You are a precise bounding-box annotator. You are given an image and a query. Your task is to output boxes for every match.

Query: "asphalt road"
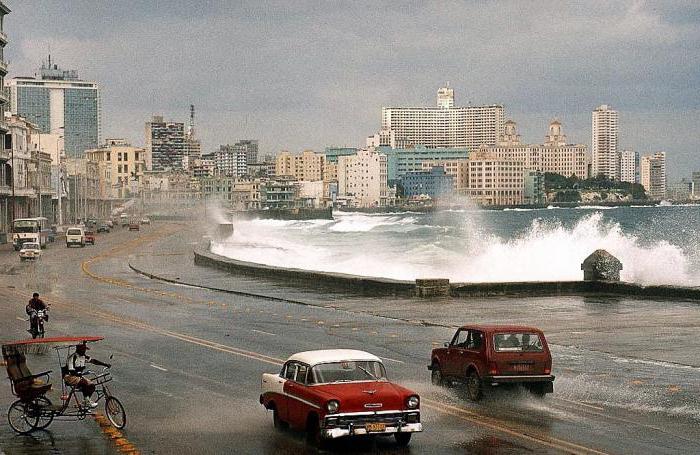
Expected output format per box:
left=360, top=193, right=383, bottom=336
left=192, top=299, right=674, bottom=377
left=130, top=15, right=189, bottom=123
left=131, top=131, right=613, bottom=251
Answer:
left=0, top=221, right=699, bottom=455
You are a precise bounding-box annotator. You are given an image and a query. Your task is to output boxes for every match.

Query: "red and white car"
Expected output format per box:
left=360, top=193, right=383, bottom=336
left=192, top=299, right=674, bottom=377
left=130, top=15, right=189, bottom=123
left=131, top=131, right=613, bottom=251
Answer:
left=260, top=349, right=422, bottom=447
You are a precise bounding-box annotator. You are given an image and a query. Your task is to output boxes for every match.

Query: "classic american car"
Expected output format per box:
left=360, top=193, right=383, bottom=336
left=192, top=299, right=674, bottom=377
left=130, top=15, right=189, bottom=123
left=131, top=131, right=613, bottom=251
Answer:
left=260, top=349, right=421, bottom=447
left=429, top=325, right=555, bottom=401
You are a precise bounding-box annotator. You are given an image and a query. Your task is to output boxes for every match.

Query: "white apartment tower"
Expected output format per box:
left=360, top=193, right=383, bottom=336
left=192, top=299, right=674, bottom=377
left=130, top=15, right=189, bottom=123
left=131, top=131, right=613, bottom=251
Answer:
left=337, top=148, right=388, bottom=207
left=640, top=152, right=667, bottom=200
left=379, top=87, right=504, bottom=150
left=618, top=150, right=638, bottom=184
left=592, top=105, right=619, bottom=180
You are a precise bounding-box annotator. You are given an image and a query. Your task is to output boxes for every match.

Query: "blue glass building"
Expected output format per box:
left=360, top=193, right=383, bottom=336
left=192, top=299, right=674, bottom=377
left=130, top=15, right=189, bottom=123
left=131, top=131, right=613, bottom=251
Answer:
left=401, top=166, right=454, bottom=198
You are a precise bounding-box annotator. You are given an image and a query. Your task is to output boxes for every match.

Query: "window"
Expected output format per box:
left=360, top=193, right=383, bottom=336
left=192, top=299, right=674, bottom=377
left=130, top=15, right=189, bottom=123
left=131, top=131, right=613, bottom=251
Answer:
left=282, top=362, right=297, bottom=380
left=493, top=333, right=544, bottom=352
left=451, top=329, right=469, bottom=348
left=466, top=330, right=483, bottom=350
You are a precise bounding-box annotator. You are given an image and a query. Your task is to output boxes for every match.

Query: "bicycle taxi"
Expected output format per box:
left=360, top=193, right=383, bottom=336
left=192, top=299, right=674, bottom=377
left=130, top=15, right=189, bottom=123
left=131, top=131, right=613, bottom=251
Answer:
left=3, top=336, right=126, bottom=434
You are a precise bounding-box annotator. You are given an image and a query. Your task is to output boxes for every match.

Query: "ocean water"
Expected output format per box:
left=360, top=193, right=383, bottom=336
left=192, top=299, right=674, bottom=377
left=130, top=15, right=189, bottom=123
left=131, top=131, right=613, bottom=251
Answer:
left=210, top=205, right=700, bottom=286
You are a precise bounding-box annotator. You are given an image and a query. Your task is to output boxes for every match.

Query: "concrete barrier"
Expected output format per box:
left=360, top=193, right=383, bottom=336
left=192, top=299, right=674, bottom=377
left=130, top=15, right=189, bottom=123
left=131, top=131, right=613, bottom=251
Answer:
left=194, top=243, right=700, bottom=301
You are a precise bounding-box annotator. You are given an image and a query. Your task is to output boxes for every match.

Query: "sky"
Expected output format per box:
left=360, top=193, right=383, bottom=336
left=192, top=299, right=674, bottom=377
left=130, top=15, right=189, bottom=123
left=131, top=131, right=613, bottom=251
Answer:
left=5, top=0, right=700, bottom=180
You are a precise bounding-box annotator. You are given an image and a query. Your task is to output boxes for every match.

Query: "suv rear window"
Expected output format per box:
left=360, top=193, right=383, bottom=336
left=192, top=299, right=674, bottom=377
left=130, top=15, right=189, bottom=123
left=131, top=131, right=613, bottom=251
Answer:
left=493, top=333, right=544, bottom=352
left=67, top=229, right=82, bottom=235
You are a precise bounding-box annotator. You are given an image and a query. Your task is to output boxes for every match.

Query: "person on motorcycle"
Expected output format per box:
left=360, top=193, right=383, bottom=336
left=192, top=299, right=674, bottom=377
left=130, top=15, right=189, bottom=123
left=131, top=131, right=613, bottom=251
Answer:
left=64, top=343, right=111, bottom=409
left=26, top=292, right=48, bottom=334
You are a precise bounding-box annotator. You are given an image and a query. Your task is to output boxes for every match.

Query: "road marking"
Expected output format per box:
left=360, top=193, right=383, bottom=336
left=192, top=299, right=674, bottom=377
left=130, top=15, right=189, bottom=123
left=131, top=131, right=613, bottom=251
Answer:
left=252, top=329, right=276, bottom=336
left=16, top=317, right=25, bottom=321
left=556, top=397, right=605, bottom=411
left=380, top=356, right=405, bottom=364
left=154, top=389, right=174, bottom=397
left=150, top=364, right=168, bottom=372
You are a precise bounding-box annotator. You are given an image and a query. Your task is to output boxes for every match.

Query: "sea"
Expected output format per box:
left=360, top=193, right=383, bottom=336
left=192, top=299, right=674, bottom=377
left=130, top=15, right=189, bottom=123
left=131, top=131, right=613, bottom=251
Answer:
left=211, top=205, right=700, bottom=286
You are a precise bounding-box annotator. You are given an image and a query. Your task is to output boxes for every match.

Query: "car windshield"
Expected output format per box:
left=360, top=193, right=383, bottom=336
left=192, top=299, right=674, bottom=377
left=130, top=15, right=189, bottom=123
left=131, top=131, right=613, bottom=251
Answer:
left=67, top=229, right=82, bottom=235
left=22, top=243, right=40, bottom=250
left=309, top=361, right=387, bottom=384
left=493, top=333, right=544, bottom=352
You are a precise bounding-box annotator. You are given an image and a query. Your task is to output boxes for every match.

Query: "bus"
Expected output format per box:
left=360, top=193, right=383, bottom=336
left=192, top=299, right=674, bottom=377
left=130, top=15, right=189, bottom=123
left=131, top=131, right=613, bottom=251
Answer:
left=12, top=217, right=50, bottom=250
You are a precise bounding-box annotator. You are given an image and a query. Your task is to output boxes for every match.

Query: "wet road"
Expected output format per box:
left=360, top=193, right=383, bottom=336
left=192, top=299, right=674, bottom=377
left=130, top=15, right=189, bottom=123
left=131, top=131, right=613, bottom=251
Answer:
left=1, top=221, right=699, bottom=454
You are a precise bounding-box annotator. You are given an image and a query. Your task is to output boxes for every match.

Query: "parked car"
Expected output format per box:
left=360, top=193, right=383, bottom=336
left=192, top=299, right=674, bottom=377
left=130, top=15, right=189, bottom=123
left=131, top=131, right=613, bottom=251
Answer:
left=19, top=242, right=42, bottom=261
left=97, top=223, right=111, bottom=233
left=84, top=230, right=96, bottom=245
left=428, top=325, right=554, bottom=401
left=65, top=227, right=85, bottom=248
left=260, top=349, right=422, bottom=448
left=128, top=222, right=140, bottom=231
left=140, top=217, right=151, bottom=225
left=48, top=226, right=57, bottom=242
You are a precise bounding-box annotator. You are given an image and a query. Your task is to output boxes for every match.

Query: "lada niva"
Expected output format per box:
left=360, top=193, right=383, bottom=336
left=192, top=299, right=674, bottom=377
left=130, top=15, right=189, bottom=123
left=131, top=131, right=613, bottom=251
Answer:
left=260, top=349, right=422, bottom=447
left=429, top=325, right=554, bottom=401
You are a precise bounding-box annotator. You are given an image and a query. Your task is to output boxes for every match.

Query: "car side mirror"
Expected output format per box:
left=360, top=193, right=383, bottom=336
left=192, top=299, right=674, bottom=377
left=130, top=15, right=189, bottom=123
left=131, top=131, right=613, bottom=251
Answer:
left=109, top=354, right=113, bottom=360
left=443, top=342, right=449, bottom=348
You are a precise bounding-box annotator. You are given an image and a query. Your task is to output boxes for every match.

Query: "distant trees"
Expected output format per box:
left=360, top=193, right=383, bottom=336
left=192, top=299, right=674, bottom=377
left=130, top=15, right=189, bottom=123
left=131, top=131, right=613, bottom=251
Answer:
left=544, top=173, right=647, bottom=200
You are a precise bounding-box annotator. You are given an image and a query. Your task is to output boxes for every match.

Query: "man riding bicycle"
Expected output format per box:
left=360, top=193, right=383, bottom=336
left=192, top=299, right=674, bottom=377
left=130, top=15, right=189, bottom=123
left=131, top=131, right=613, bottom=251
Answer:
left=26, top=292, right=48, bottom=333
left=64, top=343, right=111, bottom=408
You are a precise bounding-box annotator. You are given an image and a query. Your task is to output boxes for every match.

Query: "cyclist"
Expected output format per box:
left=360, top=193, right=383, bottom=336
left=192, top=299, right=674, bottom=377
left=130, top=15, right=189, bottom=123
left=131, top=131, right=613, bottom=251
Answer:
left=64, top=343, right=111, bottom=408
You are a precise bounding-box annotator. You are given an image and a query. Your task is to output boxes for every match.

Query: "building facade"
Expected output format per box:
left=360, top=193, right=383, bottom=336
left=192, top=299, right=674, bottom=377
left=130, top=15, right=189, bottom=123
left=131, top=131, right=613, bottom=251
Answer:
left=488, top=120, right=588, bottom=179
left=461, top=149, right=525, bottom=206
left=618, top=149, right=638, bottom=183
left=378, top=145, right=469, bottom=182
left=378, top=86, right=504, bottom=150
left=215, top=144, right=248, bottom=177
left=640, top=152, right=667, bottom=200
left=592, top=104, right=618, bottom=180
left=145, top=116, right=185, bottom=172
left=85, top=139, right=146, bottom=199
left=7, top=59, right=100, bottom=158
left=693, top=171, right=700, bottom=199
left=0, top=2, right=11, bottom=235
left=275, top=150, right=325, bottom=181
left=337, top=148, right=388, bottom=207
left=324, top=147, right=358, bottom=164
left=402, top=166, right=454, bottom=199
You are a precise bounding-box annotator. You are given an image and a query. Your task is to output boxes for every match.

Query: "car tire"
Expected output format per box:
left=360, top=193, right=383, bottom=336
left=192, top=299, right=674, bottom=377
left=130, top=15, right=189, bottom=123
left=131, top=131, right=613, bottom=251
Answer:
left=431, top=362, right=444, bottom=387
left=466, top=371, right=483, bottom=401
left=306, top=416, right=328, bottom=449
left=528, top=383, right=548, bottom=398
left=394, top=432, right=412, bottom=447
left=272, top=408, right=287, bottom=431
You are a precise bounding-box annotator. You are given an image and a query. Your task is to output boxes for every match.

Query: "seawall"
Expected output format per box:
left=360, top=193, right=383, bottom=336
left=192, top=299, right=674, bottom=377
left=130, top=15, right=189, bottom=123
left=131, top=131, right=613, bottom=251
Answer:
left=194, top=244, right=700, bottom=301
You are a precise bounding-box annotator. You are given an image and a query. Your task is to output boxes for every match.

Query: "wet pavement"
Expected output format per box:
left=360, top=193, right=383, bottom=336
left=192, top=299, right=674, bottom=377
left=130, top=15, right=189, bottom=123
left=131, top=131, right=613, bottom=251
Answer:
left=0, top=221, right=699, bottom=454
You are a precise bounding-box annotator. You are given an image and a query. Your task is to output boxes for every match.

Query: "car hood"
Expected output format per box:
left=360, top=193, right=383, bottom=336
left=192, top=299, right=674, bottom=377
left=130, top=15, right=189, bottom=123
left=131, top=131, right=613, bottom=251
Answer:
left=312, top=381, right=413, bottom=413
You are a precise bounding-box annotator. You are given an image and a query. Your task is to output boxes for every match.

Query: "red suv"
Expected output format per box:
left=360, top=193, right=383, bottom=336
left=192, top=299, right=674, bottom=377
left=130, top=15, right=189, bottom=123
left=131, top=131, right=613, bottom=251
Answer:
left=428, top=325, right=554, bottom=401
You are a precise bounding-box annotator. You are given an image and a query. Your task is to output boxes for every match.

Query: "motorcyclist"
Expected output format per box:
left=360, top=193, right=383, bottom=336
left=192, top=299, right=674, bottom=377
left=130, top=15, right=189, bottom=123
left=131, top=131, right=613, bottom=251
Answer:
left=26, top=292, right=48, bottom=334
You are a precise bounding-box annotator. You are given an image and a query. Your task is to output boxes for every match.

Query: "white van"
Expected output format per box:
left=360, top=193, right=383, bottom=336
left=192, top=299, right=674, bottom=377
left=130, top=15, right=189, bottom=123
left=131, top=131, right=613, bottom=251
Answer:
left=65, top=227, right=85, bottom=248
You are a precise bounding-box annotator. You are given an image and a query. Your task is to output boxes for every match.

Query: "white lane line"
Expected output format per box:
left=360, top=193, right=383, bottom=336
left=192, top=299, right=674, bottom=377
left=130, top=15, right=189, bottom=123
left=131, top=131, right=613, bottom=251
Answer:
left=380, top=356, right=405, bottom=364
left=16, top=317, right=26, bottom=321
left=252, top=329, right=276, bottom=336
left=150, top=364, right=168, bottom=372
left=154, top=389, right=174, bottom=397
left=557, top=397, right=605, bottom=411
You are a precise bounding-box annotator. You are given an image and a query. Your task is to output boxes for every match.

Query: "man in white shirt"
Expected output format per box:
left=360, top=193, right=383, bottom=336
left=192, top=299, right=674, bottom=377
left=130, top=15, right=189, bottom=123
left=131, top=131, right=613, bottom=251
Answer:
left=63, top=343, right=111, bottom=408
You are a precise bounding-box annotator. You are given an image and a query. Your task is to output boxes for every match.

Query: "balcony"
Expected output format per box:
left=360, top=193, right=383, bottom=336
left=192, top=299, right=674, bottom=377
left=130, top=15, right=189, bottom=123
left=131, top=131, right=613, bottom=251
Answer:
left=0, top=30, right=6, bottom=44
left=0, top=59, right=7, bottom=74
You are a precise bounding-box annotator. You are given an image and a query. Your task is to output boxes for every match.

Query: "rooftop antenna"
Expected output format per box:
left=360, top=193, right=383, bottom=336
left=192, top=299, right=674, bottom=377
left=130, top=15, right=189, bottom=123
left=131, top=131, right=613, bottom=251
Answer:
left=188, top=104, right=195, bottom=139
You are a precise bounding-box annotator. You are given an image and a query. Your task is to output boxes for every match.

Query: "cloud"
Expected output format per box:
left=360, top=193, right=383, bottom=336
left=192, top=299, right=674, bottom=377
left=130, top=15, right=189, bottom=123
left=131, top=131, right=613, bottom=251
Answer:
left=4, top=0, right=700, bottom=178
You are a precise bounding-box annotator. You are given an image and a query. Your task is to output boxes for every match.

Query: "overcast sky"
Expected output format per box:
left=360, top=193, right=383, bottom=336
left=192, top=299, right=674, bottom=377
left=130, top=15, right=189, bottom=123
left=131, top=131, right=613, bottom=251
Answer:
left=5, top=1, right=699, bottom=179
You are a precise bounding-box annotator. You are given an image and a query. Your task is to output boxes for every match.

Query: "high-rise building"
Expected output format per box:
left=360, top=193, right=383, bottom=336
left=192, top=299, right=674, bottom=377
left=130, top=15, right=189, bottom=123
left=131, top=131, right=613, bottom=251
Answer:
left=337, top=148, right=388, bottom=207
left=618, top=150, right=638, bottom=183
left=692, top=171, right=700, bottom=199
left=377, top=86, right=505, bottom=150
left=592, top=104, right=618, bottom=180
left=237, top=139, right=259, bottom=165
left=460, top=148, right=525, bottom=206
left=486, top=120, right=589, bottom=179
left=0, top=1, right=12, bottom=234
left=275, top=150, right=325, bottom=181
left=7, top=58, right=100, bottom=158
left=85, top=139, right=146, bottom=199
left=145, top=116, right=185, bottom=172
left=640, top=152, right=666, bottom=200
left=214, top=144, right=248, bottom=177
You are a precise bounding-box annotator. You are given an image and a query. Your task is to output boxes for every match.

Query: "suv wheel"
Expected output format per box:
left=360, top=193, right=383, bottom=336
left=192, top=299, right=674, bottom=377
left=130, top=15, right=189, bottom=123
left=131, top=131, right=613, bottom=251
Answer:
left=430, top=363, right=444, bottom=387
left=466, top=371, right=483, bottom=401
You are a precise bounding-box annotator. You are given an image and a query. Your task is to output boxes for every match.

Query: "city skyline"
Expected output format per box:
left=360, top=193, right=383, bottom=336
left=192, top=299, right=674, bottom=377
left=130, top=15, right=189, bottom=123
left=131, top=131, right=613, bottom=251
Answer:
left=5, top=1, right=700, bottom=179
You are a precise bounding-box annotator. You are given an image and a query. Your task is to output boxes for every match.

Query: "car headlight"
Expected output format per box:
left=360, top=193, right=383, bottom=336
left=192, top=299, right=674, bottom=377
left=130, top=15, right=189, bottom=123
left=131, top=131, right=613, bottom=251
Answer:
left=406, top=395, right=419, bottom=409
left=326, top=400, right=339, bottom=414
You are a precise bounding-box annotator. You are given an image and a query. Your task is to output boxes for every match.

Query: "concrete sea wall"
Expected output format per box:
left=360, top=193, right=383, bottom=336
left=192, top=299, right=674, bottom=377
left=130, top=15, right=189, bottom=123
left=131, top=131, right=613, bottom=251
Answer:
left=194, top=244, right=700, bottom=301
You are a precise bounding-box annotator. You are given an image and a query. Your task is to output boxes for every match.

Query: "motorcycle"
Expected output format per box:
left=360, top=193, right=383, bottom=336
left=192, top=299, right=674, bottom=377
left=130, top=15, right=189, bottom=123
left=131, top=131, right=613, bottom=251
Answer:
left=27, top=309, right=48, bottom=339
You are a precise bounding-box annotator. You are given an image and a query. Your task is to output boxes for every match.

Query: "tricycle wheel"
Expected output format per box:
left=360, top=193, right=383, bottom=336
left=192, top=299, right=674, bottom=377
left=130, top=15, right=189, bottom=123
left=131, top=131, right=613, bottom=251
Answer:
left=105, top=397, right=126, bottom=429
left=8, top=400, right=39, bottom=434
left=33, top=396, right=54, bottom=429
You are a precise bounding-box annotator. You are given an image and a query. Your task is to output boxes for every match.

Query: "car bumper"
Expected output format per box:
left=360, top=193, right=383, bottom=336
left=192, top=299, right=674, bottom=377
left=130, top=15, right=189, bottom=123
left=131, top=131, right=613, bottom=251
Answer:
left=323, top=423, right=422, bottom=439
left=322, top=411, right=422, bottom=439
left=484, top=374, right=555, bottom=385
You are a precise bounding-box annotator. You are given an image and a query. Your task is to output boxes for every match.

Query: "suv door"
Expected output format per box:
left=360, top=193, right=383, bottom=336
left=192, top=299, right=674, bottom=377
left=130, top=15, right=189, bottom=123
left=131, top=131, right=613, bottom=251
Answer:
left=462, top=330, right=486, bottom=377
left=445, top=329, right=469, bottom=377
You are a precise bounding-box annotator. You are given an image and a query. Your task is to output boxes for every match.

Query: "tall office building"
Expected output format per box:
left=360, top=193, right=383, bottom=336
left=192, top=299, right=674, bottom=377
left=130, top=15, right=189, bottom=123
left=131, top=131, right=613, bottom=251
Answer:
left=0, top=2, right=12, bottom=234
left=145, top=116, right=185, bottom=171
left=640, top=152, right=666, bottom=200
left=7, top=58, right=100, bottom=158
left=236, top=139, right=259, bottom=165
left=377, top=86, right=505, bottom=150
left=214, top=144, right=248, bottom=177
left=618, top=150, right=638, bottom=183
left=591, top=104, right=618, bottom=180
